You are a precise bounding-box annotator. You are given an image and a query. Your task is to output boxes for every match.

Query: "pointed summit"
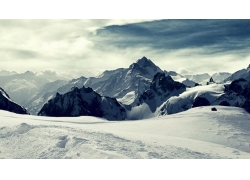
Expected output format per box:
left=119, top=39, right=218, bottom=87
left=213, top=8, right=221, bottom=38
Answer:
left=136, top=56, right=154, bottom=68
left=209, top=77, right=215, bottom=83
left=133, top=57, right=162, bottom=76
left=207, top=77, right=215, bottom=85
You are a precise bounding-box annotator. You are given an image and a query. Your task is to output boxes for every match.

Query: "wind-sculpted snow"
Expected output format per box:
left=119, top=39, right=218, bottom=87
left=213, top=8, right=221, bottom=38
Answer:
left=160, top=78, right=250, bottom=115
left=0, top=123, right=219, bottom=159
left=0, top=87, right=28, bottom=114
left=1, top=106, right=250, bottom=159
left=159, top=83, right=226, bottom=115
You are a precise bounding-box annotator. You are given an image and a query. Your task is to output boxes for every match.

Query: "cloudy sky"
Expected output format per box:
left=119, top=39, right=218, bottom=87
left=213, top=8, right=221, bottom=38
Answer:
left=1, top=19, right=250, bottom=77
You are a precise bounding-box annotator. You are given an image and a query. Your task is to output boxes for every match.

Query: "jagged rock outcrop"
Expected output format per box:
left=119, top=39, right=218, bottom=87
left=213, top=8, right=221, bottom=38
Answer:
left=38, top=86, right=127, bottom=120
left=0, top=87, right=28, bottom=114
left=215, top=78, right=250, bottom=112
left=206, top=77, right=215, bottom=85
left=138, top=72, right=186, bottom=112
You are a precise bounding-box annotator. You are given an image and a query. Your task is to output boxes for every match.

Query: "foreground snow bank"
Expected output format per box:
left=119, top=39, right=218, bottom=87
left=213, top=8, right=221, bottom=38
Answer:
left=0, top=106, right=250, bottom=159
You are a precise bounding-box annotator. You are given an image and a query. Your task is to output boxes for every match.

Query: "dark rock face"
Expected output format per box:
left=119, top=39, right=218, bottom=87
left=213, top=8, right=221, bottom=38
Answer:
left=207, top=77, right=215, bottom=85
left=0, top=87, right=28, bottom=114
left=209, top=77, right=215, bottom=83
left=150, top=73, right=186, bottom=93
left=226, top=78, right=250, bottom=96
left=38, top=86, right=127, bottom=120
left=192, top=97, right=211, bottom=108
left=138, top=72, right=186, bottom=112
left=219, top=101, right=230, bottom=106
left=216, top=78, right=250, bottom=112
left=242, top=100, right=250, bottom=113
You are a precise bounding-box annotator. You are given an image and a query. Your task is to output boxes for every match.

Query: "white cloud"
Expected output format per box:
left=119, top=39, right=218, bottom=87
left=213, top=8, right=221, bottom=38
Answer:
left=177, top=68, right=194, bottom=75
left=0, top=19, right=249, bottom=77
left=0, top=19, right=158, bottom=73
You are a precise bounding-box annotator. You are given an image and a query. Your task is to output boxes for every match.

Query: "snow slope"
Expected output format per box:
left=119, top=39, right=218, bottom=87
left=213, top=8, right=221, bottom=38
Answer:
left=0, top=106, right=250, bottom=159
left=223, top=64, right=250, bottom=83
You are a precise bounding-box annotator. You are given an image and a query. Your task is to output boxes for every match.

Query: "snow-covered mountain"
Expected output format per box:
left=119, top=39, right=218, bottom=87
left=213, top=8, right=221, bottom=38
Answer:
left=35, top=70, right=70, bottom=82
left=223, top=64, right=250, bottom=83
left=84, top=68, right=124, bottom=89
left=38, top=86, right=127, bottom=120
left=0, top=70, right=71, bottom=106
left=126, top=73, right=186, bottom=120
left=24, top=80, right=68, bottom=115
left=212, top=72, right=231, bottom=83
left=0, top=71, right=53, bottom=105
left=0, top=87, right=28, bottom=114
left=23, top=76, right=91, bottom=115
left=184, top=73, right=211, bottom=85
left=138, top=72, right=186, bottom=111
left=86, top=57, right=163, bottom=106
left=28, top=56, right=196, bottom=114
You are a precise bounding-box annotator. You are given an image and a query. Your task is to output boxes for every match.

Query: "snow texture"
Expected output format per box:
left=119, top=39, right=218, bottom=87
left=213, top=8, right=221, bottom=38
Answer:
left=0, top=106, right=250, bottom=159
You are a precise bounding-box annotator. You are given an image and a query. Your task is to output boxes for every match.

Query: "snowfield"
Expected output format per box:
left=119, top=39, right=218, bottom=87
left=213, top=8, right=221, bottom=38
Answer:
left=0, top=106, right=250, bottom=159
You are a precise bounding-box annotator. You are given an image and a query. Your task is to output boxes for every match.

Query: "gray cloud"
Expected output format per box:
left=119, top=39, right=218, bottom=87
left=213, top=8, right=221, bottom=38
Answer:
left=92, top=20, right=250, bottom=54
left=0, top=48, right=39, bottom=59
left=1, top=19, right=250, bottom=76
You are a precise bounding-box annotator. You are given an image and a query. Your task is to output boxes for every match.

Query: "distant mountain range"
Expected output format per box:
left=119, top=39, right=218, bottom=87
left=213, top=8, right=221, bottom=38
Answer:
left=0, top=57, right=249, bottom=120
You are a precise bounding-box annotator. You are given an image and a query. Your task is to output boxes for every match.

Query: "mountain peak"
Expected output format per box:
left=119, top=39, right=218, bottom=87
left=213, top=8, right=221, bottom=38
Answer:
left=132, top=57, right=162, bottom=76
left=247, top=64, right=250, bottom=70
left=135, top=56, right=154, bottom=67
